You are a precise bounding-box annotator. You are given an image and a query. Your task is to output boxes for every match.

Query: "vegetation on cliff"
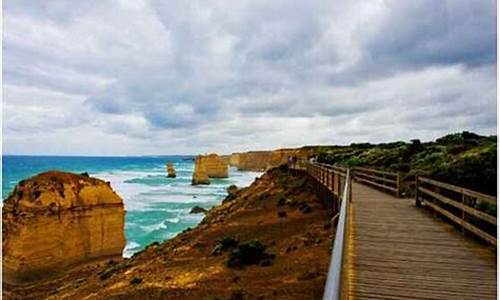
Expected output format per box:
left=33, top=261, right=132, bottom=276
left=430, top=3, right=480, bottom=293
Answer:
left=316, top=131, right=497, bottom=196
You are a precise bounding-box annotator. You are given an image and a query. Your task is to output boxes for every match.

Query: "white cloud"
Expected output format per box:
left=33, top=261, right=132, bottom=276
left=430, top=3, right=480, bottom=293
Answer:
left=3, top=0, right=497, bottom=155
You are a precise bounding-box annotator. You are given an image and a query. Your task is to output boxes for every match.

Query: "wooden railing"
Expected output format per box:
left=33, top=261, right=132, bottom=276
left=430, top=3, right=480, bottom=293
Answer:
left=352, top=166, right=401, bottom=197
left=322, top=168, right=351, bottom=300
left=305, top=162, right=349, bottom=216
left=289, top=161, right=351, bottom=300
left=416, top=176, right=497, bottom=247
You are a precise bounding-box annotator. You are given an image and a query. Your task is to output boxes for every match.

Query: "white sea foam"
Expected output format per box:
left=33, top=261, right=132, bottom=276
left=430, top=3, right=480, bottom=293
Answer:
left=165, top=217, right=180, bottom=223
left=123, top=241, right=141, bottom=258
left=94, top=163, right=261, bottom=258
left=140, top=222, right=168, bottom=233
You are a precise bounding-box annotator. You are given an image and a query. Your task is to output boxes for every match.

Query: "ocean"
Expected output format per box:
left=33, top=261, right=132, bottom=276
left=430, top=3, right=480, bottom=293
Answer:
left=2, top=155, right=261, bottom=257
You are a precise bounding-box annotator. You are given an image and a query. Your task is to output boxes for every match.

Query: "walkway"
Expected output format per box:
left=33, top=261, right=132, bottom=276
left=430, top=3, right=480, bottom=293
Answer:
left=346, top=182, right=497, bottom=300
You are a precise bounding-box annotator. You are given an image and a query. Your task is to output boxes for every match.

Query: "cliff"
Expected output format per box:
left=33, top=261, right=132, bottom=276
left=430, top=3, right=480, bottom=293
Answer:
left=201, top=153, right=229, bottom=178
left=230, top=148, right=316, bottom=171
left=9, top=167, right=331, bottom=300
left=2, top=171, right=126, bottom=283
left=192, top=154, right=228, bottom=184
left=192, top=156, right=210, bottom=185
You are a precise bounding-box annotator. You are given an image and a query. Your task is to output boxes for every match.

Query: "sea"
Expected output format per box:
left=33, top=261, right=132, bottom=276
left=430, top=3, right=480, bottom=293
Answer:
left=1, top=155, right=261, bottom=257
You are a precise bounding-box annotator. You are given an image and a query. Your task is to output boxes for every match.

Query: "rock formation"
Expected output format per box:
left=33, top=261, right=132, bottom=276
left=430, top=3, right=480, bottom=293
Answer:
left=192, top=156, right=210, bottom=185
left=2, top=171, right=126, bottom=282
left=166, top=162, right=176, bottom=178
left=192, top=154, right=228, bottom=185
left=200, top=153, right=228, bottom=178
left=229, top=148, right=316, bottom=171
left=189, top=206, right=208, bottom=214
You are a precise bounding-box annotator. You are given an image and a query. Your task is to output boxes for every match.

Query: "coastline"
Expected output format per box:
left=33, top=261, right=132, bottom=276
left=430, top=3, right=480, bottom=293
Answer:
left=4, top=166, right=332, bottom=300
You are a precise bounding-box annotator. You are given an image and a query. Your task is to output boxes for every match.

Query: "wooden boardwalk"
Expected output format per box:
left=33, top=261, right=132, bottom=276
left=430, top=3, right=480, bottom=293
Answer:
left=346, top=182, right=497, bottom=300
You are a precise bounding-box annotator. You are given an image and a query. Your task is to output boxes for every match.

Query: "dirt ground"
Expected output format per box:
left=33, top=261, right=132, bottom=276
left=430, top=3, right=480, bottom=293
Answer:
left=4, top=167, right=333, bottom=300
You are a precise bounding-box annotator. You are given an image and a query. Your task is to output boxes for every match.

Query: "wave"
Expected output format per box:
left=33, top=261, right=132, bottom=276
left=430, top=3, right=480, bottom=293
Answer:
left=139, top=221, right=168, bottom=233
left=165, top=217, right=180, bottom=223
left=123, top=241, right=142, bottom=258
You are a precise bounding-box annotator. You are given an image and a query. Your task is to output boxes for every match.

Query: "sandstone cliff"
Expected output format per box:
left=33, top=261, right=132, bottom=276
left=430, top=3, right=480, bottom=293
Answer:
left=2, top=171, right=126, bottom=282
left=192, top=156, right=210, bottom=185
left=166, top=162, right=176, bottom=178
left=202, top=153, right=229, bottom=178
left=230, top=148, right=316, bottom=171
left=192, top=154, right=229, bottom=184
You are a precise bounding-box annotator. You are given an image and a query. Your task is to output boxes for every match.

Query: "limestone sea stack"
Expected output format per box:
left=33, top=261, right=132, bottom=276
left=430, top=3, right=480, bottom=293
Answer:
left=192, top=156, right=210, bottom=185
left=166, top=162, right=176, bottom=178
left=2, top=171, right=126, bottom=282
left=201, top=153, right=229, bottom=178
left=191, top=154, right=228, bottom=185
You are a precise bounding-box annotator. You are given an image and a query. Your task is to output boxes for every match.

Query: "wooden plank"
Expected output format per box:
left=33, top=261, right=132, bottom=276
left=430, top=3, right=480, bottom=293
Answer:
left=423, top=200, right=497, bottom=246
left=419, top=186, right=497, bottom=225
left=346, top=182, right=497, bottom=300
left=419, top=177, right=496, bottom=205
left=355, top=177, right=398, bottom=193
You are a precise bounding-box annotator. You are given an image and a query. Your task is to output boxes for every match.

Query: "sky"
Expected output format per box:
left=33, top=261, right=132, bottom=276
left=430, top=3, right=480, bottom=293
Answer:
left=2, top=0, right=497, bottom=156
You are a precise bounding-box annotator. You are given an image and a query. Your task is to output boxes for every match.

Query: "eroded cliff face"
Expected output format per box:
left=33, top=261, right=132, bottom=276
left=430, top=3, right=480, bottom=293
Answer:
left=2, top=171, right=126, bottom=283
left=192, top=154, right=229, bottom=185
left=230, top=148, right=316, bottom=171
left=192, top=156, right=210, bottom=185
left=202, top=153, right=229, bottom=178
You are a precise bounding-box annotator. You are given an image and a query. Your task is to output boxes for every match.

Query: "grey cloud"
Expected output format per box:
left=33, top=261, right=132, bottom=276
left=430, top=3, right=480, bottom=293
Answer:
left=2, top=0, right=497, bottom=155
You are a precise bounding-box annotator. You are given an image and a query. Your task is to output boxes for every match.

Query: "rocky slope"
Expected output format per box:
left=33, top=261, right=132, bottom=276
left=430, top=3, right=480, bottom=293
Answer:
left=5, top=167, right=332, bottom=300
left=2, top=171, right=126, bottom=283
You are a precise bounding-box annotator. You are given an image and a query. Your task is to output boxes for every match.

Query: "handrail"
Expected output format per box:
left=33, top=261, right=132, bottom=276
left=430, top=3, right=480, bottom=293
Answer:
left=416, top=176, right=497, bottom=246
left=323, top=169, right=351, bottom=300
left=288, top=161, right=352, bottom=299
left=353, top=166, right=400, bottom=197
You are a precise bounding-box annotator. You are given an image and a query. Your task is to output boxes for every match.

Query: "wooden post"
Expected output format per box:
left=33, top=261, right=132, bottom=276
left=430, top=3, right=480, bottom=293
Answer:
left=461, top=192, right=465, bottom=234
left=396, top=172, right=402, bottom=198
left=415, top=176, right=421, bottom=207
left=349, top=169, right=352, bottom=202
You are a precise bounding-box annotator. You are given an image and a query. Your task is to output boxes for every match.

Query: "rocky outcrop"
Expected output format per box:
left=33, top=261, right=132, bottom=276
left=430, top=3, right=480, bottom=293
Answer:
left=2, top=171, right=126, bottom=282
left=192, top=154, right=228, bottom=185
left=192, top=156, right=210, bottom=185
left=189, top=206, right=208, bottom=214
left=166, top=162, right=176, bottom=178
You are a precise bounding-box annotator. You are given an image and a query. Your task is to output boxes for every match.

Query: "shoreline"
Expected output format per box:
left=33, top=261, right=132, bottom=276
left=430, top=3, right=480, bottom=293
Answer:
left=4, top=166, right=332, bottom=299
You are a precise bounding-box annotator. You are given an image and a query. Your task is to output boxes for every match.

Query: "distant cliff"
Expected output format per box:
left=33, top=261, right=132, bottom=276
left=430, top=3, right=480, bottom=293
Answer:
left=230, top=148, right=316, bottom=171
left=2, top=171, right=126, bottom=282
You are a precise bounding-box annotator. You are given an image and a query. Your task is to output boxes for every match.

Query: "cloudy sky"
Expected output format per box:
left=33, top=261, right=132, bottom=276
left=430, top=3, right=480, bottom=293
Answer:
left=3, top=0, right=497, bottom=155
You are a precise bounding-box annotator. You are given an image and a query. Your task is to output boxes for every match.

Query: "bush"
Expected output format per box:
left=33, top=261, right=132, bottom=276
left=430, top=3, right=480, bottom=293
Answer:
left=130, top=277, right=142, bottom=285
left=226, top=240, right=275, bottom=269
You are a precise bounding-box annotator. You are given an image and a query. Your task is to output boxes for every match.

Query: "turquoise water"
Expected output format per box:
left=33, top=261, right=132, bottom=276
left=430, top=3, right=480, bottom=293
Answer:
left=2, top=155, right=261, bottom=257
